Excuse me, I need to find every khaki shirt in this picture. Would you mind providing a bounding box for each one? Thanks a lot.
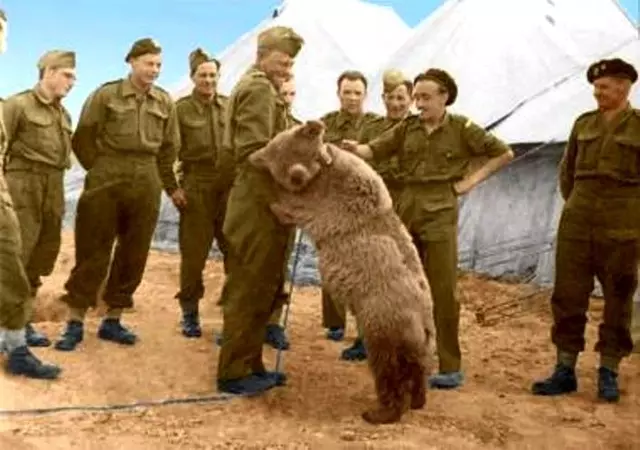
[175,91,227,184]
[369,113,511,184]
[220,65,288,171]
[358,115,402,182]
[2,86,73,170]
[320,110,380,144]
[559,106,640,200]
[72,77,180,194]
[0,99,13,206]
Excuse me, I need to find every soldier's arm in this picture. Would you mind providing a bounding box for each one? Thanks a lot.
[1,96,23,147]
[361,122,405,160]
[157,100,180,195]
[559,124,578,201]
[71,89,105,171]
[460,118,514,185]
[234,79,277,163]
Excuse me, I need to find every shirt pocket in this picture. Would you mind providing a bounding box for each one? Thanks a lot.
[575,131,601,170]
[23,110,55,149]
[104,102,138,139]
[145,105,168,144]
[613,135,640,179]
[180,116,209,159]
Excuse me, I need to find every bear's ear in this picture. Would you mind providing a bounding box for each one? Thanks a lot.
[248,146,269,168]
[298,120,325,139]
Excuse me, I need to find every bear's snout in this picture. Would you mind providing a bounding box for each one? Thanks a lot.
[288,163,310,190]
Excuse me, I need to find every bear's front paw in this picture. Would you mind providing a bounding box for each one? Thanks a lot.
[361,407,402,425]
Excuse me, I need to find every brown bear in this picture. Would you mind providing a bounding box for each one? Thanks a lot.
[248,120,436,424]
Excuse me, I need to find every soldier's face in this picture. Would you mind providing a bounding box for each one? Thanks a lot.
[279,79,296,107]
[261,50,294,88]
[413,80,447,121]
[46,67,76,98]
[192,61,219,97]
[338,79,366,115]
[131,53,162,85]
[593,77,631,110]
[383,84,412,120]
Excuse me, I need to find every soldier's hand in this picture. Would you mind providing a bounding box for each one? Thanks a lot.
[340,139,359,153]
[171,188,188,210]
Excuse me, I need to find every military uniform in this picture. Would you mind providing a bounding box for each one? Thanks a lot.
[55,38,180,352]
[319,109,380,340]
[532,58,639,402]
[2,51,76,347]
[265,110,301,350]
[0,10,62,379]
[368,112,511,379]
[216,26,304,396]
[174,48,230,338]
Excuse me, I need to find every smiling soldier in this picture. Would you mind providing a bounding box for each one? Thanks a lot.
[54,38,180,352]
[2,49,76,348]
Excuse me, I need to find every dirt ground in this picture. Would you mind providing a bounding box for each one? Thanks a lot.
[0,232,638,450]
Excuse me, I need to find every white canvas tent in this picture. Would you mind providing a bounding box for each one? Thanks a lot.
[365,0,637,128]
[169,0,412,121]
[487,36,640,288]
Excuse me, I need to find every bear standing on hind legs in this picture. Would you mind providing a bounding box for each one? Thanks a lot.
[248,120,435,424]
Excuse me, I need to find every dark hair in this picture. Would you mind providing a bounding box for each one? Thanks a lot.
[414,69,458,106]
[337,70,368,90]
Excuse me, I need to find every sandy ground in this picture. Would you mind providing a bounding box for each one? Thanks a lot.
[0,232,638,450]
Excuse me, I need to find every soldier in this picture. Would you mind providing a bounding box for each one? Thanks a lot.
[263,75,301,351]
[216,26,304,395]
[320,70,380,342]
[53,38,180,352]
[342,69,514,389]
[2,50,76,348]
[340,69,413,361]
[0,7,61,379]
[172,48,229,339]
[531,58,640,402]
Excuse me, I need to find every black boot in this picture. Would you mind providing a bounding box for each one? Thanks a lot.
[181,312,202,338]
[217,374,277,396]
[98,318,137,345]
[6,346,61,379]
[25,323,51,347]
[326,327,344,342]
[54,320,84,352]
[341,338,367,361]
[531,364,577,396]
[264,324,290,350]
[597,367,620,403]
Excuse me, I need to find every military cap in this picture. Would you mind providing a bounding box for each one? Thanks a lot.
[586,57,638,84]
[37,50,76,70]
[257,26,304,57]
[420,68,458,106]
[382,69,409,93]
[125,37,162,63]
[189,47,220,75]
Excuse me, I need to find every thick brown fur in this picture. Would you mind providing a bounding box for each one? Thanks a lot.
[248,120,436,424]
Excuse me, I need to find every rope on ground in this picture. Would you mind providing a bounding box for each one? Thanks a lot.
[0,392,241,418]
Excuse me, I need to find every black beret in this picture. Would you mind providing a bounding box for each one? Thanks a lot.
[421,68,458,106]
[586,58,637,84]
